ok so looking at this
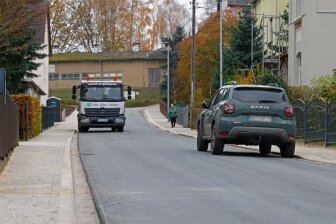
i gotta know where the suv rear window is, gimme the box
[233,87,286,103]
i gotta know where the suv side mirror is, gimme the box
[0,68,6,101]
[72,86,76,99]
[127,86,132,100]
[201,101,208,109]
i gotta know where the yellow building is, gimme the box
[254,0,288,21]
[252,0,289,79]
[48,50,166,91]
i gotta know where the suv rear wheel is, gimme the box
[280,142,295,158]
[197,126,208,151]
[259,144,271,155]
[211,128,224,155]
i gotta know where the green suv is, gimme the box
[197,82,296,157]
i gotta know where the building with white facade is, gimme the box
[24,0,50,105]
[288,0,336,86]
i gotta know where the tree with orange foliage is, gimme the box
[174,11,238,106]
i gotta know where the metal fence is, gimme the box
[134,87,161,100]
[160,100,189,128]
[42,106,55,130]
[176,106,189,128]
[0,95,19,159]
[291,98,336,146]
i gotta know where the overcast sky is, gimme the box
[177,0,208,20]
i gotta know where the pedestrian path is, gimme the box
[0,112,99,224]
[144,104,336,165]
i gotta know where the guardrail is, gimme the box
[0,95,19,159]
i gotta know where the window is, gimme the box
[60,73,80,80]
[296,0,302,17]
[49,73,59,80]
[148,68,160,87]
[82,73,88,80]
[317,0,336,12]
[222,88,230,101]
[73,74,80,79]
[296,52,302,86]
[214,89,223,105]
[233,88,286,104]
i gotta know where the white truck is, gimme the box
[72,80,131,132]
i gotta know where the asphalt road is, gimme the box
[79,107,336,224]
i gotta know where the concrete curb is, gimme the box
[77,132,108,224]
[58,132,76,224]
[71,132,100,223]
[143,109,179,136]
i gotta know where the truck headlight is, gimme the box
[115,118,124,123]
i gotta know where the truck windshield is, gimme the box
[80,85,123,102]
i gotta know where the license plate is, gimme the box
[249,115,272,122]
[97,119,108,123]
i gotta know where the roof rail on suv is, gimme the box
[224,81,237,86]
[267,83,279,87]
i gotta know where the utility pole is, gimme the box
[219,0,223,87]
[162,42,170,121]
[251,21,254,69]
[167,47,170,121]
[191,0,196,109]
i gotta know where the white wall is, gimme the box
[288,0,336,86]
[32,18,49,105]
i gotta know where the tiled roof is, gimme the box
[50,50,166,62]
[30,1,49,45]
[228,0,250,6]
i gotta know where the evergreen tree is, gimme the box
[0,0,46,94]
[160,26,186,95]
[230,6,262,69]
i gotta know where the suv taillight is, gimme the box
[285,104,294,117]
[224,101,235,114]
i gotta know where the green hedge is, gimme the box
[12,94,41,139]
[125,99,159,108]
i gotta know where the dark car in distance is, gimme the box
[197,82,296,157]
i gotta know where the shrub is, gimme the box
[236,70,256,84]
[287,86,319,101]
[12,94,41,139]
[256,71,289,93]
[311,69,336,100]
[125,99,159,108]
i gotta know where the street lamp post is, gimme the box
[162,42,170,121]
[219,0,223,87]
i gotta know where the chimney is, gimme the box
[52,45,60,54]
[132,42,140,52]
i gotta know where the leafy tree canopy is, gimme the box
[0,0,46,94]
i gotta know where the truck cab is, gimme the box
[72,80,131,132]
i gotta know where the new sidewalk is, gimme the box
[144,104,336,165]
[0,112,99,224]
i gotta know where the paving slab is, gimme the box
[0,111,99,224]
